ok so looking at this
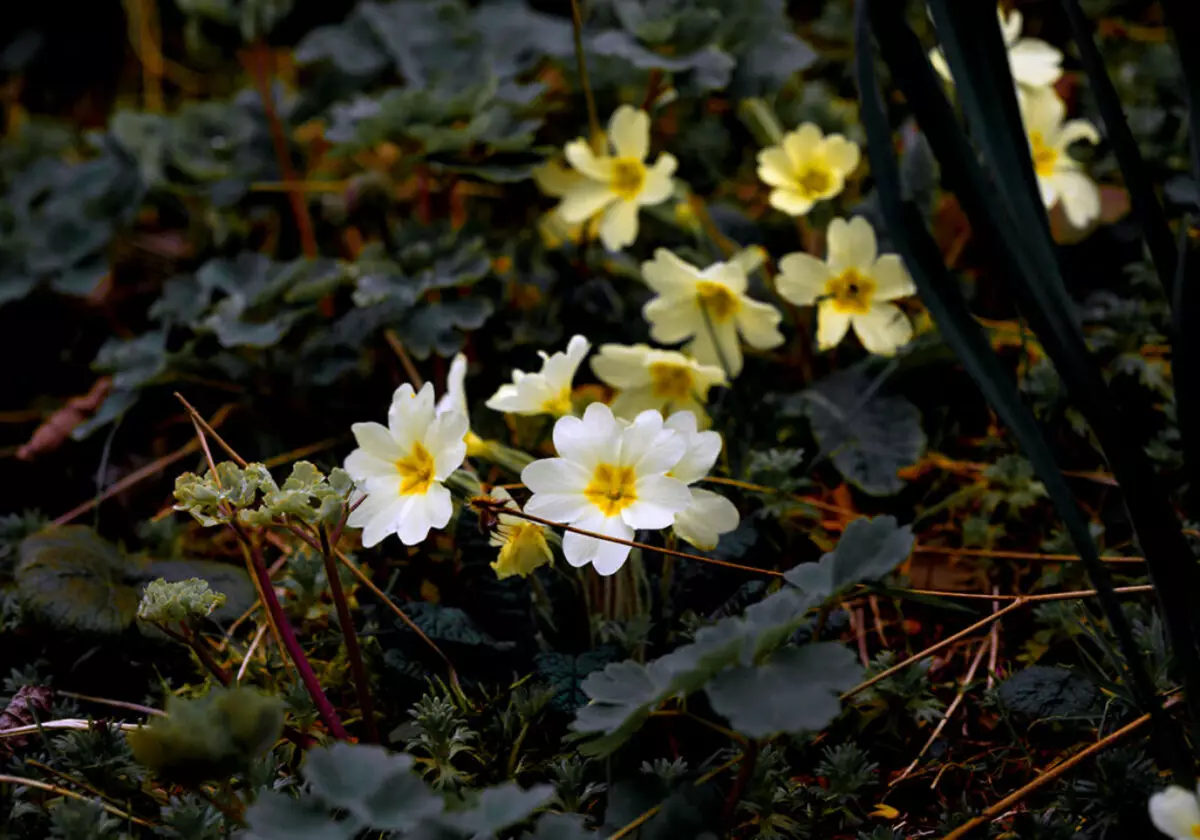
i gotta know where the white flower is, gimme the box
[486,335,591,417]
[1019,86,1103,230]
[756,123,861,217]
[591,344,727,424]
[777,217,916,356]
[521,403,691,575]
[1149,785,1200,839]
[436,353,468,417]
[486,487,553,580]
[641,247,785,376]
[930,6,1063,90]
[552,105,677,252]
[663,411,740,550]
[344,382,468,547]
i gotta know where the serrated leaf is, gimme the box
[242,792,358,840]
[803,367,925,495]
[706,644,862,738]
[397,602,515,650]
[399,298,493,359]
[302,743,442,831]
[535,648,620,712]
[783,516,913,598]
[997,665,1099,719]
[436,783,554,834]
[144,559,255,623]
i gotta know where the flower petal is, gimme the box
[768,187,815,217]
[674,487,740,551]
[636,155,677,205]
[619,413,685,475]
[562,511,633,574]
[436,353,468,417]
[1149,786,1200,838]
[592,344,652,389]
[395,492,436,546]
[816,305,852,350]
[623,475,692,529]
[777,252,832,306]
[735,298,785,350]
[852,305,913,356]
[1053,171,1101,229]
[687,318,743,377]
[645,296,701,344]
[388,382,436,450]
[829,215,877,267]
[599,201,639,251]
[558,180,616,224]
[1058,118,1101,149]
[428,412,469,479]
[784,123,823,168]
[344,447,396,481]
[1009,38,1063,88]
[642,248,702,297]
[350,421,401,462]
[608,105,649,160]
[564,138,613,181]
[871,254,916,301]
[756,147,795,188]
[824,136,861,177]
[553,402,622,468]
[523,457,590,495]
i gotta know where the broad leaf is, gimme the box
[784,516,913,598]
[436,783,554,834]
[302,743,442,831]
[997,665,1099,719]
[242,793,358,840]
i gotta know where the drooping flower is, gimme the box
[521,403,691,575]
[756,123,861,217]
[663,411,740,551]
[930,6,1063,90]
[552,105,677,251]
[436,353,487,457]
[344,382,468,547]
[641,247,785,377]
[1019,86,1102,230]
[591,344,727,424]
[1149,785,1200,839]
[777,216,916,356]
[486,487,553,580]
[486,335,591,417]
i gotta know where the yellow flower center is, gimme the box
[610,158,646,201]
[395,442,436,496]
[1192,825,1200,839]
[584,463,638,516]
[540,389,574,417]
[794,164,834,199]
[1029,131,1058,177]
[696,281,741,323]
[648,362,695,401]
[826,269,876,315]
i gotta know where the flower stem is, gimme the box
[230,520,350,740]
[568,0,602,152]
[320,523,379,743]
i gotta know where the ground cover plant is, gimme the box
[4,0,1200,836]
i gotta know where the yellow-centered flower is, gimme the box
[777,217,916,356]
[1149,784,1200,840]
[486,335,591,418]
[756,123,860,217]
[930,6,1063,90]
[486,487,552,580]
[590,344,727,425]
[1018,87,1102,230]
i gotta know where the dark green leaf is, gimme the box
[302,743,442,830]
[398,602,515,650]
[535,648,620,712]
[784,516,913,598]
[998,665,1099,719]
[242,792,358,840]
[437,783,554,834]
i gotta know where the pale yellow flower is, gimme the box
[553,105,677,251]
[777,217,916,356]
[486,487,552,580]
[756,123,860,217]
[532,160,601,248]
[486,335,591,418]
[1019,86,1102,230]
[930,6,1063,90]
[641,247,784,377]
[590,344,727,424]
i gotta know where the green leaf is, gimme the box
[302,743,442,830]
[535,648,620,712]
[706,644,862,739]
[783,516,913,598]
[802,367,925,496]
[137,578,226,624]
[397,601,515,650]
[997,665,1099,719]
[522,813,597,840]
[242,793,358,840]
[437,782,554,834]
[143,559,256,623]
[15,526,148,633]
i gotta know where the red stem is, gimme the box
[231,521,350,740]
[320,525,379,743]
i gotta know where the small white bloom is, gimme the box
[1019,86,1103,230]
[930,6,1063,89]
[591,344,727,424]
[641,247,785,377]
[486,487,553,580]
[436,353,468,417]
[664,411,740,551]
[522,403,691,575]
[777,217,916,357]
[1149,784,1200,839]
[486,335,591,417]
[756,123,861,217]
[553,105,678,252]
[344,382,468,547]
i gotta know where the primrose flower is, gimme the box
[554,105,677,251]
[344,382,468,547]
[486,335,591,418]
[777,216,916,356]
[532,160,601,248]
[641,247,785,377]
[591,344,727,424]
[486,487,553,580]
[521,403,690,575]
[436,353,487,456]
[664,411,740,551]
[1019,87,1102,230]
[1150,785,1200,839]
[756,123,860,217]
[930,6,1063,90]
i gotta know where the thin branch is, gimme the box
[384,330,425,389]
[0,774,155,827]
[175,393,248,467]
[55,691,165,718]
[236,623,269,683]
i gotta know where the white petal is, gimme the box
[1010,39,1063,88]
[564,139,613,181]
[608,105,649,160]
[532,159,581,197]
[777,253,832,307]
[1149,786,1200,839]
[562,511,633,575]
[424,482,453,530]
[735,298,785,350]
[558,181,616,224]
[591,344,652,389]
[540,334,590,392]
[1054,171,1101,229]
[829,215,877,266]
[687,318,743,377]
[816,305,852,350]
[428,412,469,479]
[665,410,699,435]
[524,492,592,524]
[674,488,740,551]
[769,188,815,217]
[852,305,913,356]
[928,47,952,84]
[623,475,692,529]
[642,248,702,297]
[344,447,396,481]
[395,493,436,546]
[1058,119,1101,148]
[619,413,685,475]
[1020,85,1064,136]
[609,388,665,421]
[350,421,401,459]
[999,7,1023,45]
[636,155,676,205]
[871,254,916,301]
[522,457,590,495]
[553,402,621,468]
[436,353,468,416]
[599,201,639,251]
[670,429,722,485]
[645,297,702,344]
[1036,173,1059,211]
[388,382,436,450]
